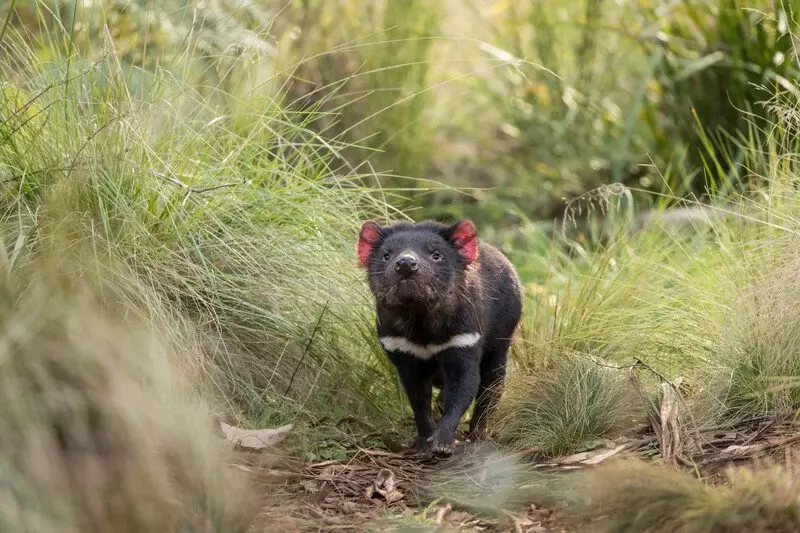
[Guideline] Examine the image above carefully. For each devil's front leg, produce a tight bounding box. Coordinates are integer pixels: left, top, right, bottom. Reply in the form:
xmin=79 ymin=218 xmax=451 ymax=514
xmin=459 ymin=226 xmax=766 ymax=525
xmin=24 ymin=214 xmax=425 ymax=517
xmin=428 ymin=347 xmax=481 ymax=456
xmin=387 ymin=352 xmax=438 ymax=454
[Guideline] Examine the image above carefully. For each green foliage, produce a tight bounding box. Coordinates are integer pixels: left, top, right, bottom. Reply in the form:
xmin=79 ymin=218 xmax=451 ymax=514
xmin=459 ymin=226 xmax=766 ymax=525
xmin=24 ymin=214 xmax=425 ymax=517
xmin=0 ymin=11 xmax=406 ymax=431
xmin=503 ymin=107 xmax=800 ymax=448
xmin=240 ymin=0 xmax=800 ymax=226
xmin=715 ymin=243 xmax=800 ymax=419
xmin=643 ymin=0 xmax=800 ymax=196
xmin=9 ymin=3 xmax=800 ymax=528
xmin=281 ymin=0 xmax=443 ymax=184
xmin=496 ymin=356 xmax=639 ymax=457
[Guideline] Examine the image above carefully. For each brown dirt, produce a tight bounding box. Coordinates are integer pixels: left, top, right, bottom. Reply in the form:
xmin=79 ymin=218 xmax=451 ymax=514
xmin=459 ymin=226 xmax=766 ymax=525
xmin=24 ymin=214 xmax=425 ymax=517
xmin=237 ymin=443 xmax=570 ymax=532
xmin=231 ymin=417 xmax=800 ymax=532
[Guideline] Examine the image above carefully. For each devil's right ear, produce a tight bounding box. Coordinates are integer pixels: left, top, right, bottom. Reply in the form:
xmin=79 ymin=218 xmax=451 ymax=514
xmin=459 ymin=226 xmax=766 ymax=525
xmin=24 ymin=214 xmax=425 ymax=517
xmin=357 ymin=221 xmax=383 ymax=267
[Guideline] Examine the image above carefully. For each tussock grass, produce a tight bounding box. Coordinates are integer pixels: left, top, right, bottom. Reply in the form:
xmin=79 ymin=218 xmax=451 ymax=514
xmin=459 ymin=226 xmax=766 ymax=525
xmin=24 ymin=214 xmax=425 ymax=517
xmin=579 ymin=459 xmax=800 ymax=533
xmin=496 ymin=356 xmax=640 ymax=457
xmin=0 ymin=253 xmax=251 ymax=532
xmin=713 ymin=243 xmax=800 ymax=419
xmin=244 ymin=1 xmax=800 ymax=225
xmin=499 ymin=109 xmax=800 ymax=455
xmin=0 ymin=6 xmax=422 ymax=529
xmin=8 ymin=2 xmax=800 ymax=529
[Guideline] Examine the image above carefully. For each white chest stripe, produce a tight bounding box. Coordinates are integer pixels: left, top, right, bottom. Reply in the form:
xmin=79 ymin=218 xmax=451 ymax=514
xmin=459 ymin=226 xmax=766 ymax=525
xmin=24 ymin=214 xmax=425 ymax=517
xmin=379 ymin=333 xmax=482 ymax=360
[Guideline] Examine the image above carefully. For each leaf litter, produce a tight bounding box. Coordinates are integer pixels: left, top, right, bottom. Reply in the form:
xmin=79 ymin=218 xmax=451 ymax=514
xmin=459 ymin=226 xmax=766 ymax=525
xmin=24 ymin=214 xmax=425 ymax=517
xmin=217 ymin=414 xmax=800 ymax=531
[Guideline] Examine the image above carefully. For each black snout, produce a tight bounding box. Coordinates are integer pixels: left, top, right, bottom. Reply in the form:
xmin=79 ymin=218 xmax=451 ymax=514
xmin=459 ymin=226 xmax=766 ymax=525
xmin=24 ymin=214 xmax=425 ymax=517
xmin=395 ymin=254 xmax=418 ymax=276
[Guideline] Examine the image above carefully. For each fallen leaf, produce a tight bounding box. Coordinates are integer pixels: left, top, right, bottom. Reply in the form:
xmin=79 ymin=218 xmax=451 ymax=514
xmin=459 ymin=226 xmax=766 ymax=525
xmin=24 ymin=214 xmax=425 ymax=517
xmin=582 ymin=444 xmax=627 ymax=465
xmin=720 ymin=444 xmax=757 ymax=456
xmin=557 ymin=452 xmax=590 ymax=464
xmin=365 ymin=468 xmax=404 ymax=504
xmin=218 ymin=421 xmax=292 ymax=450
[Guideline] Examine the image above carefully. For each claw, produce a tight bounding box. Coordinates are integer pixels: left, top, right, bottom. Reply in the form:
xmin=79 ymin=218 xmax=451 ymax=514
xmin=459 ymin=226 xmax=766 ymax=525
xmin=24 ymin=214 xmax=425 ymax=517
xmin=427 ymin=431 xmax=455 ymax=457
xmin=409 ymin=434 xmax=433 ymax=456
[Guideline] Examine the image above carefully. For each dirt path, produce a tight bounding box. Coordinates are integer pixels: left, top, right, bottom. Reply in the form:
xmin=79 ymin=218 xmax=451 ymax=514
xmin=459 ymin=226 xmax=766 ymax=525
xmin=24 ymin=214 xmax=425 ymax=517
xmin=241 ymin=443 xmax=570 ymax=532
xmin=233 ymin=416 xmax=800 ymax=532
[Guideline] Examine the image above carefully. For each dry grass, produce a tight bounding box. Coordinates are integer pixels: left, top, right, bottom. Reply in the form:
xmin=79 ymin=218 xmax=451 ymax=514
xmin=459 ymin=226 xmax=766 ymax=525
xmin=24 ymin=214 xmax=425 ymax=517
xmin=578 ymin=458 xmax=800 ymax=533
xmin=0 ymin=252 xmax=253 ymax=532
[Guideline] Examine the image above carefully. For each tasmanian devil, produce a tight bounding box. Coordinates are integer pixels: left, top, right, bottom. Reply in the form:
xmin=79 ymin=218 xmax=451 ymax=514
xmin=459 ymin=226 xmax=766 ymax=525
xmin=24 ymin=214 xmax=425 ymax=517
xmin=357 ymin=219 xmax=523 ymax=456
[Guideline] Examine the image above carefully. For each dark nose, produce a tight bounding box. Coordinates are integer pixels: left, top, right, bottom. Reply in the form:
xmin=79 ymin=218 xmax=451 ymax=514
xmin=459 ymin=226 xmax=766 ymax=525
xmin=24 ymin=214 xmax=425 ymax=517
xmin=394 ymin=254 xmax=418 ymax=276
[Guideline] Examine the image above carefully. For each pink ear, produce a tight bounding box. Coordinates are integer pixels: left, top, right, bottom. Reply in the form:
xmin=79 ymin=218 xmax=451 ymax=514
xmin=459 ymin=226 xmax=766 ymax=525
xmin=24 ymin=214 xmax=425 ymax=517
xmin=357 ymin=221 xmax=383 ymax=267
xmin=449 ymin=220 xmax=478 ymax=264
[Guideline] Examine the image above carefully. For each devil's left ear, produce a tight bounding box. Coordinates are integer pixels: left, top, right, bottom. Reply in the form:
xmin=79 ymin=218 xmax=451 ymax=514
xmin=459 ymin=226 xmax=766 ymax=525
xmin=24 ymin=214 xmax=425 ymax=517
xmin=444 ymin=220 xmax=478 ymax=264
xmin=357 ymin=221 xmax=383 ymax=267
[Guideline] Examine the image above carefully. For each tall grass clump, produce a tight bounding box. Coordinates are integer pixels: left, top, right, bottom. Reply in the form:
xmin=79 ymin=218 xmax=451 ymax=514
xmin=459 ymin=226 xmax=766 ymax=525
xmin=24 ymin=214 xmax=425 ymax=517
xmin=712 ymin=242 xmax=800 ymax=419
xmin=578 ymin=459 xmax=800 ymax=533
xmin=0 ymin=5 xmax=405 ymax=431
xmin=0 ymin=251 xmax=251 ymax=532
xmin=641 ymin=0 xmax=800 ymax=196
xmin=280 ymin=0 xmax=442 ymax=183
xmin=237 ymin=0 xmax=800 ymax=229
xmin=496 ymin=356 xmax=639 ymax=457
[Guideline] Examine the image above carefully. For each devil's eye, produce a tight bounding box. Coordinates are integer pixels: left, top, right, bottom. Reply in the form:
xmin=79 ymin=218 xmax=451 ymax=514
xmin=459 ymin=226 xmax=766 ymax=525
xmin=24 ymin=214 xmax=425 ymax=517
xmin=431 ymin=251 xmax=442 ymax=262
xmin=382 ymin=252 xmax=391 ymax=261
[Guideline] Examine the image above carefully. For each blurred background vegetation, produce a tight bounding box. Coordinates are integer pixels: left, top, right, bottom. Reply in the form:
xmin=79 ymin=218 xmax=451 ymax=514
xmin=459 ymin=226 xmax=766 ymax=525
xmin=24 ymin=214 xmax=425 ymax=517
xmin=14 ymin=0 xmax=800 ymax=226
xmin=6 ymin=0 xmax=800 ymax=530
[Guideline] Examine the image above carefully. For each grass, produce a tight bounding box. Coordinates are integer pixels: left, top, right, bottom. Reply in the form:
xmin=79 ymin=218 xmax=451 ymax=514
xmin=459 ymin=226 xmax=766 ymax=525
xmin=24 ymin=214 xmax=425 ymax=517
xmin=0 ymin=251 xmax=252 ymax=532
xmin=0 ymin=4 xmax=418 ymax=529
xmin=492 ymin=108 xmax=800 ymax=456
xmin=496 ymin=356 xmax=640 ymax=457
xmin=0 ymin=12 xmax=412 ymax=431
xmin=577 ymin=459 xmax=800 ymax=532
xmin=249 ymin=0 xmax=800 ymax=226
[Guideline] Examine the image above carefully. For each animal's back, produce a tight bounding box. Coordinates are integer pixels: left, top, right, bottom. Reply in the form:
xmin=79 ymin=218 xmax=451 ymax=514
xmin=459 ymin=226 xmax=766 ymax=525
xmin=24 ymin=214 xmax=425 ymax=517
xmin=470 ymin=241 xmax=523 ymax=342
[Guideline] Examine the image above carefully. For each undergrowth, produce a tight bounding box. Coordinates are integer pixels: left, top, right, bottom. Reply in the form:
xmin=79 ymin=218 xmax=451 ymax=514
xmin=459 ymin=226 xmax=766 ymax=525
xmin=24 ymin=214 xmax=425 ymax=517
xmin=496 ymin=108 xmax=800 ymax=456
xmin=0 ymin=248 xmax=252 ymax=532
xmin=0 ymin=10 xmax=405 ymax=433
xmin=579 ymin=459 xmax=800 ymax=533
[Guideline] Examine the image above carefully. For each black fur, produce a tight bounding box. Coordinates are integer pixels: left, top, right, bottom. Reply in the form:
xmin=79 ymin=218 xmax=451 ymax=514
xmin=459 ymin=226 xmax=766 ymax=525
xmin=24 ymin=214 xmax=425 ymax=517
xmin=358 ymin=220 xmax=523 ymax=456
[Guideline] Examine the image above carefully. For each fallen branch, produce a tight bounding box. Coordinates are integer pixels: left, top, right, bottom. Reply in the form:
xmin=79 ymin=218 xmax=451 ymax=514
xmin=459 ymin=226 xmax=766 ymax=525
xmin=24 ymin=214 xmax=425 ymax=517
xmin=699 ymin=433 xmax=800 ymax=466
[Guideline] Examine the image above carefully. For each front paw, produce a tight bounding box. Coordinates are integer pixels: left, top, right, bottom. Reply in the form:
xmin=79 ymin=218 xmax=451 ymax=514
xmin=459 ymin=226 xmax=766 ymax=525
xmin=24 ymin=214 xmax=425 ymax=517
xmin=427 ymin=430 xmax=455 ymax=457
xmin=409 ymin=433 xmax=433 ymax=455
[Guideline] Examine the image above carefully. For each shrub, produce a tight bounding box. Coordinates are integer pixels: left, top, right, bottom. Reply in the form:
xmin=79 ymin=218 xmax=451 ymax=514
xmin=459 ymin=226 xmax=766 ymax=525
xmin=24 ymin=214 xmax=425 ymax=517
xmin=0 ymin=6 xmax=403 ymax=430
